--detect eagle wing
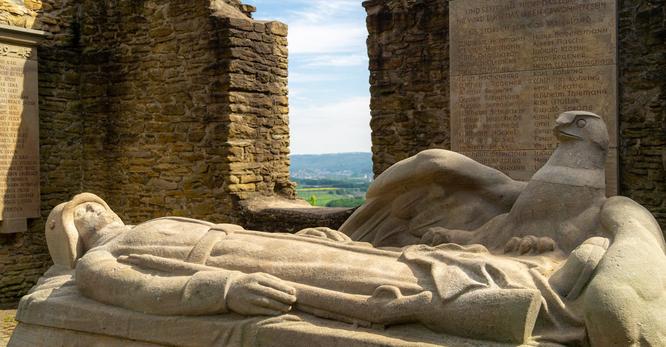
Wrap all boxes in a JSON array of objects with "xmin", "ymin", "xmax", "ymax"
[{"xmin": 339, "ymin": 149, "xmax": 527, "ymax": 247}]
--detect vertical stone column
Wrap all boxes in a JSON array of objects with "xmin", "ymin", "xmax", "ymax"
[
  {"xmin": 0, "ymin": 25, "xmax": 44, "ymax": 234},
  {"xmin": 364, "ymin": 0, "xmax": 451, "ymax": 177},
  {"xmin": 223, "ymin": 18, "xmax": 293, "ymax": 201}
]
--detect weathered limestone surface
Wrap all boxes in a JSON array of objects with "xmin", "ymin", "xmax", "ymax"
[
  {"xmin": 1, "ymin": 0, "xmax": 294, "ymax": 305},
  {"xmin": 10, "ymin": 269, "xmax": 491, "ymax": 347},
  {"xmin": 365, "ymin": 0, "xmax": 665, "ymax": 229}
]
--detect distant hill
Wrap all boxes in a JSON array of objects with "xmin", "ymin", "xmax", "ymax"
[{"xmin": 290, "ymin": 152, "xmax": 373, "ymax": 180}]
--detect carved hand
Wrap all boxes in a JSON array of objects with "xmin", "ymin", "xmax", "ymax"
[
  {"xmin": 295, "ymin": 227, "xmax": 352, "ymax": 242},
  {"xmin": 226, "ymin": 273, "xmax": 297, "ymax": 316},
  {"xmin": 504, "ymin": 235, "xmax": 556, "ymax": 255}
]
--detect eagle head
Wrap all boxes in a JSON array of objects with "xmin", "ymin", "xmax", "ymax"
[{"xmin": 553, "ymin": 111, "xmax": 609, "ymax": 151}]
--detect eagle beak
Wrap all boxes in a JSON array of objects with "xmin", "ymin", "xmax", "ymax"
[{"xmin": 554, "ymin": 125, "xmax": 582, "ymax": 141}]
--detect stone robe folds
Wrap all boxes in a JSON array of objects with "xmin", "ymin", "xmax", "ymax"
[{"xmin": 77, "ymin": 217, "xmax": 584, "ymax": 345}]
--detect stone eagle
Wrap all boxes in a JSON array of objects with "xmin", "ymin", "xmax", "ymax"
[{"xmin": 341, "ymin": 111, "xmax": 610, "ymax": 254}]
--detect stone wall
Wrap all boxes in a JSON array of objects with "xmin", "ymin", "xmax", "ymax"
[
  {"xmin": 364, "ymin": 0, "xmax": 450, "ymax": 176},
  {"xmin": 74, "ymin": 0, "xmax": 292, "ymax": 223},
  {"xmin": 0, "ymin": 0, "xmax": 81, "ymax": 307},
  {"xmin": 0, "ymin": 0, "xmax": 293, "ymax": 306},
  {"xmin": 364, "ymin": 0, "xmax": 666, "ymax": 228},
  {"xmin": 77, "ymin": 0, "xmax": 231, "ymax": 223},
  {"xmin": 617, "ymin": 0, "xmax": 666, "ymax": 227},
  {"xmin": 224, "ymin": 18, "xmax": 293, "ymax": 201}
]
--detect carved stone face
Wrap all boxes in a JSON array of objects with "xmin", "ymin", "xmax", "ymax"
[
  {"xmin": 73, "ymin": 202, "xmax": 118, "ymax": 241},
  {"xmin": 553, "ymin": 112, "xmax": 609, "ymax": 151}
]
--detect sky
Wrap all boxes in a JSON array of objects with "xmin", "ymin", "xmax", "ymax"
[{"xmin": 243, "ymin": 0, "xmax": 371, "ymax": 155}]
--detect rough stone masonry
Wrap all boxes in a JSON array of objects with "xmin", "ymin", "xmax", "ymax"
[{"xmin": 0, "ymin": 0, "xmax": 293, "ymax": 306}]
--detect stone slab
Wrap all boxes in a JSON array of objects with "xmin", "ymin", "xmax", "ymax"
[
  {"xmin": 0, "ymin": 34, "xmax": 41, "ymax": 222},
  {"xmin": 9, "ymin": 323, "xmax": 161, "ymax": 347},
  {"xmin": 450, "ymin": 0, "xmax": 618, "ymax": 195},
  {"xmin": 0, "ymin": 25, "xmax": 45, "ymax": 47},
  {"xmin": 10, "ymin": 268, "xmax": 523, "ymax": 347}
]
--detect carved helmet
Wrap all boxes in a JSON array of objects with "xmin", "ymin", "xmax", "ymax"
[{"xmin": 45, "ymin": 193, "xmax": 122, "ymax": 269}]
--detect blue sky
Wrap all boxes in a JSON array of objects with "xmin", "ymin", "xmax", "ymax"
[{"xmin": 244, "ymin": 0, "xmax": 371, "ymax": 155}]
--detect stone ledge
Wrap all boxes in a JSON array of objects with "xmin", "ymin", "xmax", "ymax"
[
  {"xmin": 0, "ymin": 24, "xmax": 45, "ymax": 46},
  {"xmin": 239, "ymin": 196, "xmax": 355, "ymax": 232}
]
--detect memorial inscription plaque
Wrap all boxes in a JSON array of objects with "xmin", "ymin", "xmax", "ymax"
[
  {"xmin": 0, "ymin": 25, "xmax": 43, "ymax": 228},
  {"xmin": 450, "ymin": 0, "xmax": 618, "ymax": 194}
]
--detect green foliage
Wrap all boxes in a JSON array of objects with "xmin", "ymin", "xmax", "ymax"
[
  {"xmin": 297, "ymin": 188, "xmax": 365, "ymax": 208},
  {"xmin": 291, "ymin": 153, "xmax": 372, "ymax": 208},
  {"xmin": 325, "ymin": 198, "xmax": 365, "ymax": 208},
  {"xmin": 292, "ymin": 178, "xmax": 371, "ymax": 190}
]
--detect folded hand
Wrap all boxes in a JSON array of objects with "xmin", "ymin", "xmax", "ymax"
[{"xmin": 227, "ymin": 273, "xmax": 297, "ymax": 316}]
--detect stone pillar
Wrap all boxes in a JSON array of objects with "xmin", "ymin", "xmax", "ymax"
[
  {"xmin": 364, "ymin": 0, "xmax": 451, "ymax": 177},
  {"xmin": 223, "ymin": 18, "xmax": 293, "ymax": 201}
]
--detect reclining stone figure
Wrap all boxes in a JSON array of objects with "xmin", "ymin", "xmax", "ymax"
[
  {"xmin": 50, "ymin": 193, "xmax": 559, "ymax": 344},
  {"xmin": 36, "ymin": 112, "xmax": 666, "ymax": 346}
]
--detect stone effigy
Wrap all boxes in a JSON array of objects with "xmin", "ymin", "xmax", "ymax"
[{"xmin": 9, "ymin": 112, "xmax": 666, "ymax": 346}]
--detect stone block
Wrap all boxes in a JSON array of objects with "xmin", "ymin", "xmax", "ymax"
[{"xmin": 265, "ymin": 21, "xmax": 287, "ymax": 36}]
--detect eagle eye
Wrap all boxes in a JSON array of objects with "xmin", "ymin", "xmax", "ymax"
[{"xmin": 576, "ymin": 119, "xmax": 587, "ymax": 128}]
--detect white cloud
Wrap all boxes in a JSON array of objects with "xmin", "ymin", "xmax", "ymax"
[
  {"xmin": 247, "ymin": 0, "xmax": 370, "ymax": 154},
  {"xmin": 301, "ymin": 54, "xmax": 367, "ymax": 67},
  {"xmin": 286, "ymin": 0, "xmax": 363, "ymax": 23},
  {"xmin": 288, "ymin": 71, "xmax": 347, "ymax": 84},
  {"xmin": 289, "ymin": 23, "xmax": 366, "ymax": 54},
  {"xmin": 290, "ymin": 96, "xmax": 371, "ymax": 154},
  {"xmin": 258, "ymin": 0, "xmax": 366, "ymax": 55}
]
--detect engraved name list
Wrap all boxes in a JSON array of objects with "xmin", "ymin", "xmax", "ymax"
[
  {"xmin": 0, "ymin": 42, "xmax": 40, "ymax": 220},
  {"xmin": 450, "ymin": 0, "xmax": 618, "ymax": 194}
]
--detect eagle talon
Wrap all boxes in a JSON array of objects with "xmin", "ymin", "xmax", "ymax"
[
  {"xmin": 421, "ymin": 228, "xmax": 452, "ymax": 246},
  {"xmin": 504, "ymin": 236, "xmax": 556, "ymax": 255}
]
